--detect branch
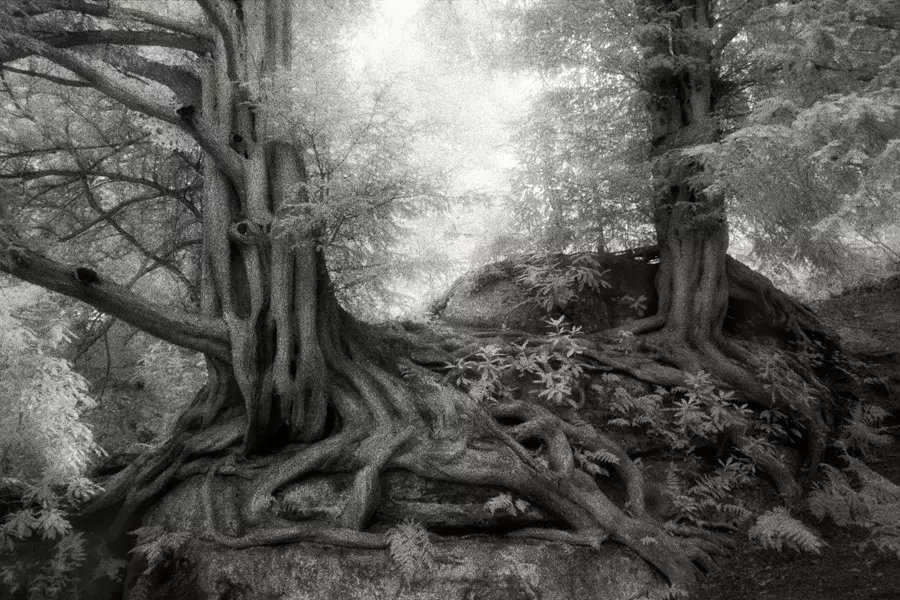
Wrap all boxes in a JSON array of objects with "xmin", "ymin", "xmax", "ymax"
[
  {"xmin": 0, "ymin": 239, "xmax": 230, "ymax": 362},
  {"xmin": 2, "ymin": 34, "xmax": 245, "ymax": 188},
  {"xmin": 195, "ymin": 0, "xmax": 239, "ymax": 80},
  {"xmin": 107, "ymin": 6, "xmax": 212, "ymax": 41},
  {"xmin": 10, "ymin": 1, "xmax": 211, "ymax": 41},
  {"xmin": 0, "ymin": 168, "xmax": 198, "ymax": 199},
  {"xmin": 2, "ymin": 32, "xmax": 182, "ymax": 126},
  {"xmin": 0, "ymin": 64, "xmax": 89, "ymax": 87},
  {"xmin": 84, "ymin": 46, "xmax": 202, "ymax": 107},
  {"xmin": 0, "ymin": 30, "xmax": 211, "ymax": 63},
  {"xmin": 73, "ymin": 167, "xmax": 197, "ymax": 294}
]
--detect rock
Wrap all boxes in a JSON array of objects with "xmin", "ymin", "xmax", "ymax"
[
  {"xmin": 128, "ymin": 529, "xmax": 665, "ymax": 600},
  {"xmin": 129, "ymin": 472, "xmax": 670, "ymax": 599},
  {"xmin": 430, "ymin": 254, "xmax": 658, "ymax": 334}
]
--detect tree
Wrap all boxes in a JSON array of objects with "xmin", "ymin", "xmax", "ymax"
[
  {"xmin": 513, "ymin": 0, "xmax": 861, "ymax": 480},
  {"xmin": 0, "ymin": 1, "xmax": 723, "ymax": 595},
  {"xmin": 513, "ymin": 0, "xmax": 900, "ymax": 291}
]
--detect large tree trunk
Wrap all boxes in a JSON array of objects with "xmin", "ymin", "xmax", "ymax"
[
  {"xmin": 628, "ymin": 0, "xmax": 831, "ymax": 482},
  {"xmin": 633, "ymin": 0, "xmax": 729, "ymax": 356}
]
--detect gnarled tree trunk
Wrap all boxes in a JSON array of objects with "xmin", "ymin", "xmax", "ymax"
[{"xmin": 627, "ymin": 0, "xmax": 833, "ymax": 485}]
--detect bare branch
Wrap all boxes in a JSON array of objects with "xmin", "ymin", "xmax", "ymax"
[
  {"xmin": 10, "ymin": 0, "xmax": 211, "ymax": 41},
  {"xmin": 0, "ymin": 30, "xmax": 211, "ymax": 63},
  {"xmin": 2, "ymin": 33, "xmax": 244, "ymax": 188},
  {"xmin": 0, "ymin": 239, "xmax": 230, "ymax": 361},
  {"xmin": 0, "ymin": 64, "xmax": 89, "ymax": 87},
  {"xmin": 2, "ymin": 32, "xmax": 182, "ymax": 125}
]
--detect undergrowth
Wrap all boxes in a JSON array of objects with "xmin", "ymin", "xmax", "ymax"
[
  {"xmin": 0, "ymin": 283, "xmax": 126, "ymax": 598},
  {"xmin": 444, "ymin": 258, "xmax": 900, "ymax": 570}
]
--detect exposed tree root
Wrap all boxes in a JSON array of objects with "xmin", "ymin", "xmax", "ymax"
[
  {"xmin": 83, "ymin": 331, "xmax": 733, "ymax": 593},
  {"xmin": 81, "ymin": 249, "xmax": 853, "ymax": 598}
]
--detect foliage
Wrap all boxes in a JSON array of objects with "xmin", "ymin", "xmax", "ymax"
[
  {"xmin": 484, "ymin": 492, "xmax": 531, "ymax": 516},
  {"xmin": 665, "ymin": 458, "xmax": 756, "ymax": 528},
  {"xmin": 509, "ymin": 0, "xmax": 900, "ymax": 294},
  {"xmin": 386, "ymin": 519, "xmax": 436, "ymax": 580},
  {"xmin": 604, "ymin": 371, "xmax": 753, "ymax": 455},
  {"xmin": 507, "ymin": 0, "xmax": 655, "ymax": 254},
  {"xmin": 0, "ymin": 281, "xmax": 120, "ymax": 597},
  {"xmin": 449, "ymin": 316, "xmax": 591, "ymax": 409},
  {"xmin": 0, "ymin": 478, "xmax": 124, "ymax": 599},
  {"xmin": 0, "ymin": 282, "xmax": 102, "ymax": 482},
  {"xmin": 129, "ymin": 526, "xmax": 191, "ymax": 576},
  {"xmin": 515, "ymin": 252, "xmax": 611, "ymax": 313},
  {"xmin": 574, "ymin": 448, "xmax": 619, "ymax": 479},
  {"xmin": 808, "ymin": 459, "xmax": 900, "ymax": 560},
  {"xmin": 132, "ymin": 338, "xmax": 205, "ymax": 439},
  {"xmin": 748, "ymin": 506, "xmax": 825, "ymax": 554},
  {"xmin": 839, "ymin": 403, "xmax": 894, "ymax": 459}
]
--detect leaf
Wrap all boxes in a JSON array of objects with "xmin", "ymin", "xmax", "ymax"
[
  {"xmin": 38, "ymin": 508, "xmax": 72, "ymax": 540},
  {"xmin": 749, "ymin": 507, "xmax": 824, "ymax": 554},
  {"xmin": 484, "ymin": 493, "xmax": 517, "ymax": 516},
  {"xmin": 3, "ymin": 509, "xmax": 39, "ymax": 539}
]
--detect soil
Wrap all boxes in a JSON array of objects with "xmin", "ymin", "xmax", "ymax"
[{"xmin": 700, "ymin": 275, "xmax": 900, "ymax": 600}]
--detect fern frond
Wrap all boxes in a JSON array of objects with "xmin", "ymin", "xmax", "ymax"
[
  {"xmin": 749, "ymin": 507, "xmax": 824, "ymax": 554},
  {"xmin": 387, "ymin": 519, "xmax": 435, "ymax": 579},
  {"xmin": 484, "ymin": 493, "xmax": 518, "ymax": 516}
]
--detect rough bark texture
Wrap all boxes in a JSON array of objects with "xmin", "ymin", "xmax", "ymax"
[{"xmin": 622, "ymin": 0, "xmax": 836, "ymax": 490}]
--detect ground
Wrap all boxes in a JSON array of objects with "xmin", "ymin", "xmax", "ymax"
[{"xmin": 701, "ymin": 275, "xmax": 900, "ymax": 600}]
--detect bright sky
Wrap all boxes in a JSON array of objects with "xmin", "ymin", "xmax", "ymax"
[{"xmin": 349, "ymin": 0, "xmax": 534, "ymax": 314}]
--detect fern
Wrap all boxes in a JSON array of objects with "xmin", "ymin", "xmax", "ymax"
[
  {"xmin": 130, "ymin": 527, "xmax": 191, "ymax": 575},
  {"xmin": 483, "ymin": 492, "xmax": 529, "ymax": 516},
  {"xmin": 665, "ymin": 458, "xmax": 756, "ymax": 527},
  {"xmin": 387, "ymin": 519, "xmax": 435, "ymax": 580},
  {"xmin": 840, "ymin": 404, "xmax": 893, "ymax": 458},
  {"xmin": 749, "ymin": 507, "xmax": 824, "ymax": 554},
  {"xmin": 808, "ymin": 465, "xmax": 867, "ymax": 526},
  {"xmin": 809, "ymin": 458, "xmax": 900, "ymax": 560}
]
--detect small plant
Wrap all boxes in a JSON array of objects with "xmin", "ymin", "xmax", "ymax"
[
  {"xmin": 484, "ymin": 492, "xmax": 531, "ymax": 516},
  {"xmin": 449, "ymin": 344, "xmax": 510, "ymax": 404},
  {"xmin": 575, "ymin": 448, "xmax": 619, "ymax": 478},
  {"xmin": 808, "ymin": 458, "xmax": 900, "ymax": 559},
  {"xmin": 839, "ymin": 403, "xmax": 893, "ymax": 459},
  {"xmin": 509, "ymin": 317, "xmax": 589, "ymax": 408},
  {"xmin": 516, "ymin": 252, "xmax": 610, "ymax": 313},
  {"xmin": 666, "ymin": 458, "xmax": 756, "ymax": 528},
  {"xmin": 130, "ymin": 526, "xmax": 191, "ymax": 575},
  {"xmin": 606, "ymin": 371, "xmax": 753, "ymax": 454},
  {"xmin": 620, "ymin": 293, "xmax": 648, "ymax": 318},
  {"xmin": 748, "ymin": 506, "xmax": 824, "ymax": 554},
  {"xmin": 387, "ymin": 519, "xmax": 436, "ymax": 580}
]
